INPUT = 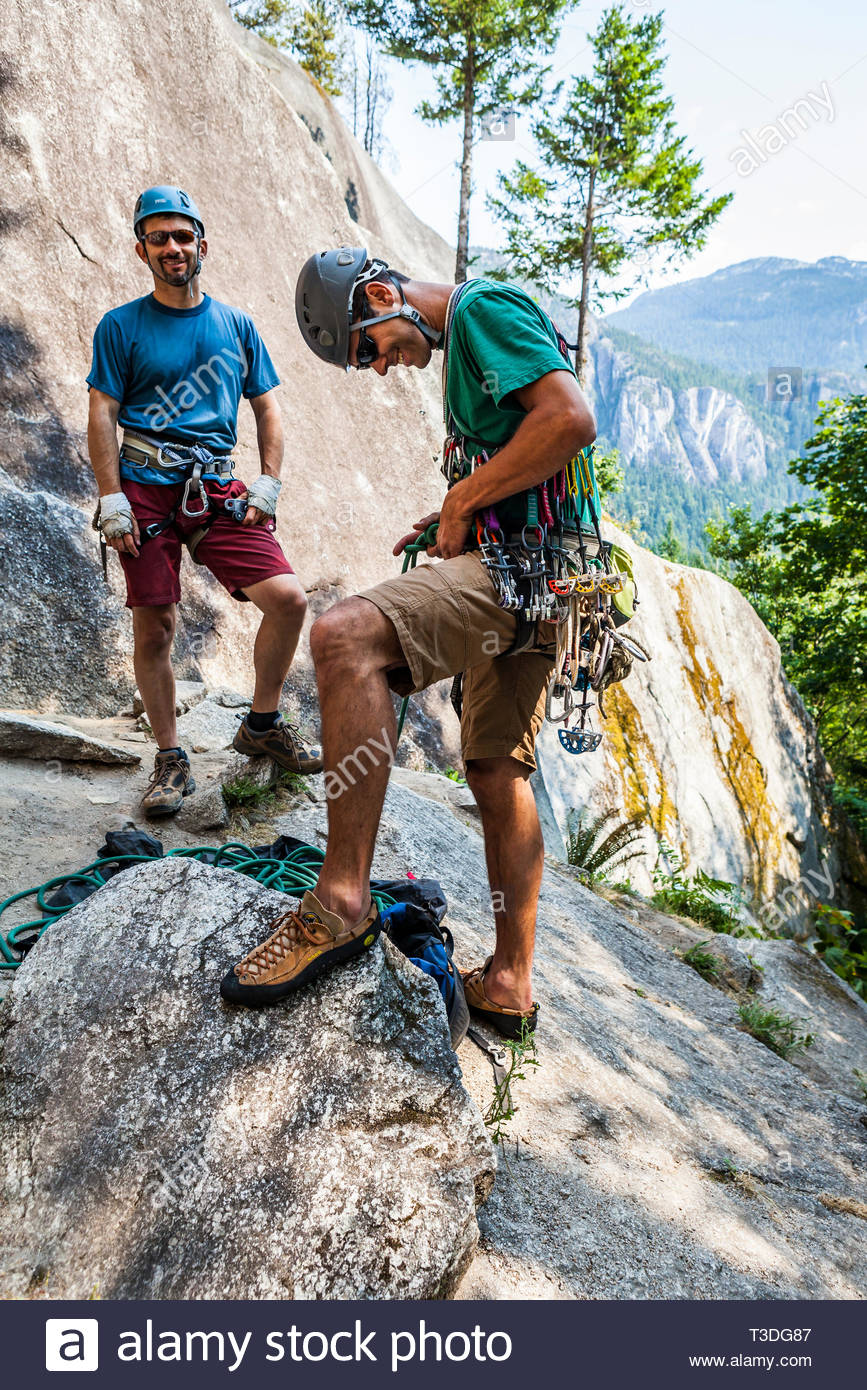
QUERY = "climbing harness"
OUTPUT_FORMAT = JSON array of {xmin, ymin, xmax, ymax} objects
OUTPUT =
[
  {"xmin": 93, "ymin": 431, "xmax": 241, "ymax": 578},
  {"xmin": 438, "ymin": 286, "xmax": 650, "ymax": 758}
]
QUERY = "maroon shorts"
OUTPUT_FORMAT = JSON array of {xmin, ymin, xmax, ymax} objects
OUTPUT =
[{"xmin": 118, "ymin": 478, "xmax": 294, "ymax": 608}]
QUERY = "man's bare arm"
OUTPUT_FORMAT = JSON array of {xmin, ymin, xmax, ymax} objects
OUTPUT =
[
  {"xmin": 435, "ymin": 370, "xmax": 596, "ymax": 558},
  {"xmin": 87, "ymin": 388, "xmax": 123, "ymax": 495},
  {"xmin": 250, "ymin": 388, "xmax": 284, "ymax": 478}
]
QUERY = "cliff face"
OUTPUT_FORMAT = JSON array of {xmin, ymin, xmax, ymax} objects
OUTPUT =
[
  {"xmin": 0, "ymin": 0, "xmax": 451, "ymax": 713},
  {"xmin": 0, "ymin": 0, "xmax": 853, "ymax": 915},
  {"xmin": 587, "ymin": 325, "xmax": 768, "ymax": 486},
  {"xmin": 537, "ymin": 523, "xmax": 842, "ymax": 928}
]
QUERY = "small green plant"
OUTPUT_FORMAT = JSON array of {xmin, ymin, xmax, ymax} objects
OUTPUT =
[
  {"xmin": 737, "ymin": 1001, "xmax": 815, "ymax": 1059},
  {"xmin": 853, "ymin": 1068, "xmax": 867, "ymax": 1102},
  {"xmin": 222, "ymin": 769, "xmax": 308, "ymax": 811},
  {"xmin": 444, "ymin": 768, "xmax": 467, "ymax": 786},
  {"xmin": 811, "ymin": 903, "xmax": 867, "ymax": 1000},
  {"xmin": 652, "ymin": 842, "xmax": 758, "ymax": 935},
  {"xmin": 483, "ymin": 1019, "xmax": 540, "ymax": 1151},
  {"xmin": 566, "ymin": 809, "xmax": 645, "ymax": 880},
  {"xmin": 681, "ymin": 940, "xmax": 720, "ymax": 983},
  {"xmin": 222, "ymin": 774, "xmax": 275, "ymax": 810}
]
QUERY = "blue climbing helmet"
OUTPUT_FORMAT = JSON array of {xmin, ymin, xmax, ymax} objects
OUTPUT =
[{"xmin": 133, "ymin": 186, "xmax": 205, "ymax": 239}]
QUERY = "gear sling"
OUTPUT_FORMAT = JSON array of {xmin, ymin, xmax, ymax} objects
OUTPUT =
[{"xmin": 439, "ymin": 284, "xmax": 648, "ymax": 756}]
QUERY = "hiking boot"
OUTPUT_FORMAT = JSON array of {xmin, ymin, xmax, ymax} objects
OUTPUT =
[
  {"xmin": 232, "ymin": 714, "xmax": 323, "ymax": 775},
  {"xmin": 220, "ymin": 890, "xmax": 381, "ymax": 1006},
  {"xmin": 461, "ymin": 956, "xmax": 539, "ymax": 1040},
  {"xmin": 141, "ymin": 748, "xmax": 195, "ymax": 817}
]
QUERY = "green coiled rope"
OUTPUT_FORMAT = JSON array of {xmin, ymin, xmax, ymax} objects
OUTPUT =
[{"xmin": 0, "ymin": 841, "xmax": 397, "ymax": 972}]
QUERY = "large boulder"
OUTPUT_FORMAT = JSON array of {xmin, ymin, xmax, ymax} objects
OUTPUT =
[{"xmin": 0, "ymin": 858, "xmax": 493, "ymax": 1299}]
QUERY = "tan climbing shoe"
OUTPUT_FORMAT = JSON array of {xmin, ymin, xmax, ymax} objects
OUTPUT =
[
  {"xmin": 220, "ymin": 890, "xmax": 381, "ymax": 1005},
  {"xmin": 461, "ymin": 956, "xmax": 539, "ymax": 1040},
  {"xmin": 141, "ymin": 748, "xmax": 195, "ymax": 817},
  {"xmin": 232, "ymin": 714, "xmax": 323, "ymax": 774}
]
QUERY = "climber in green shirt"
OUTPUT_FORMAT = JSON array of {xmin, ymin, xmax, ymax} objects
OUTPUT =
[{"xmin": 222, "ymin": 250, "xmax": 596, "ymax": 1040}]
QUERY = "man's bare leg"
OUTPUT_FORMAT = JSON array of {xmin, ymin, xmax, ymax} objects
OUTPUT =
[
  {"xmin": 132, "ymin": 604, "xmax": 178, "ymax": 749},
  {"xmin": 242, "ymin": 573, "xmax": 308, "ymax": 711},
  {"xmin": 464, "ymin": 757, "xmax": 543, "ymax": 1012},
  {"xmin": 308, "ymin": 597, "xmax": 407, "ymax": 924}
]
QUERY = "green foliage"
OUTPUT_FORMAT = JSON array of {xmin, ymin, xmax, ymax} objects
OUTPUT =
[
  {"xmin": 346, "ymin": 0, "xmax": 568, "ymax": 277},
  {"xmin": 651, "ymin": 844, "xmax": 758, "ymax": 936},
  {"xmin": 488, "ymin": 5, "xmax": 730, "ymax": 374},
  {"xmin": 737, "ymin": 1001, "xmax": 815, "ymax": 1059},
  {"xmin": 853, "ymin": 1068, "xmax": 867, "ymax": 1101},
  {"xmin": 222, "ymin": 769, "xmax": 308, "ymax": 811},
  {"xmin": 832, "ymin": 787, "xmax": 867, "ymax": 841},
  {"xmin": 707, "ymin": 388, "xmax": 867, "ymax": 808},
  {"xmin": 811, "ymin": 904, "xmax": 867, "ymax": 1000},
  {"xmin": 483, "ymin": 1018, "xmax": 540, "ymax": 1151},
  {"xmin": 229, "ymin": 0, "xmax": 345, "ymax": 92},
  {"xmin": 593, "ymin": 444, "xmax": 624, "ymax": 505},
  {"xmin": 294, "ymin": 1, "xmax": 345, "ymax": 93},
  {"xmin": 444, "ymin": 767, "xmax": 467, "ymax": 786},
  {"xmin": 680, "ymin": 940, "xmax": 720, "ymax": 984},
  {"xmin": 566, "ymin": 809, "xmax": 645, "ymax": 879}
]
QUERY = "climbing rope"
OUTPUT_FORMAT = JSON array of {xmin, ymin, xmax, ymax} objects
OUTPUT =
[{"xmin": 0, "ymin": 841, "xmax": 397, "ymax": 972}]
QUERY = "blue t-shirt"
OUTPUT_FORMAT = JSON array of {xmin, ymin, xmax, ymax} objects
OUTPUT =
[{"xmin": 87, "ymin": 293, "xmax": 280, "ymax": 484}]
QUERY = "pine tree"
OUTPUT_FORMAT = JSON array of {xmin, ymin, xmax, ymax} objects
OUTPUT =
[
  {"xmin": 294, "ymin": 1, "xmax": 344, "ymax": 95},
  {"xmin": 489, "ymin": 5, "xmax": 731, "ymax": 381},
  {"xmin": 346, "ymin": 0, "xmax": 568, "ymax": 281},
  {"xmin": 229, "ymin": 0, "xmax": 345, "ymax": 95}
]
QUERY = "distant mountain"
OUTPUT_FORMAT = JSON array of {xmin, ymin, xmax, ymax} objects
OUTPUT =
[{"xmin": 604, "ymin": 256, "xmax": 867, "ymax": 377}]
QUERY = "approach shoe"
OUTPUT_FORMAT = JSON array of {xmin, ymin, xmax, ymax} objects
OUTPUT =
[
  {"xmin": 141, "ymin": 748, "xmax": 195, "ymax": 817},
  {"xmin": 220, "ymin": 890, "xmax": 381, "ymax": 1006},
  {"xmin": 232, "ymin": 713, "xmax": 323, "ymax": 775},
  {"xmin": 461, "ymin": 956, "xmax": 539, "ymax": 1041}
]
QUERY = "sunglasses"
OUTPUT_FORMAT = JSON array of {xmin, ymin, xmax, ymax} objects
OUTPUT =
[
  {"xmin": 141, "ymin": 228, "xmax": 198, "ymax": 247},
  {"xmin": 354, "ymin": 325, "xmax": 379, "ymax": 369}
]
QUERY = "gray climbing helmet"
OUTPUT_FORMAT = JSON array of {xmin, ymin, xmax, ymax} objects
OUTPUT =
[
  {"xmin": 133, "ymin": 186, "xmax": 205, "ymax": 238},
  {"xmin": 296, "ymin": 247, "xmax": 442, "ymax": 371},
  {"xmin": 295, "ymin": 247, "xmax": 373, "ymax": 370}
]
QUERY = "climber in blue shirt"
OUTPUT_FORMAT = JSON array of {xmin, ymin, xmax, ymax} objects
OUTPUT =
[{"xmin": 87, "ymin": 186, "xmax": 323, "ymax": 816}]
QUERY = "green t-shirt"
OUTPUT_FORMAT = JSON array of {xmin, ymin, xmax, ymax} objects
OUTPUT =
[{"xmin": 444, "ymin": 279, "xmax": 595, "ymax": 531}]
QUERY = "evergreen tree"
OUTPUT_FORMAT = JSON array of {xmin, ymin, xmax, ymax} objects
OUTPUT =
[
  {"xmin": 229, "ymin": 0, "xmax": 345, "ymax": 94},
  {"xmin": 345, "ymin": 0, "xmax": 568, "ymax": 281},
  {"xmin": 295, "ymin": 1, "xmax": 345, "ymax": 94},
  {"xmin": 488, "ymin": 5, "xmax": 731, "ymax": 380},
  {"xmin": 707, "ymin": 389, "xmax": 867, "ymax": 810}
]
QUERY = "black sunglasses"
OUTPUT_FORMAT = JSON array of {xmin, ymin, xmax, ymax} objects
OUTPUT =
[
  {"xmin": 141, "ymin": 228, "xmax": 198, "ymax": 247},
  {"xmin": 354, "ymin": 324, "xmax": 379, "ymax": 369}
]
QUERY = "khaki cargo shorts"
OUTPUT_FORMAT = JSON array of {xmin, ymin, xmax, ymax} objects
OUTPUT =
[{"xmin": 360, "ymin": 550, "xmax": 555, "ymax": 770}]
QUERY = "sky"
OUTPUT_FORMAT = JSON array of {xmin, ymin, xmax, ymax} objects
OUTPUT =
[{"xmin": 360, "ymin": 0, "xmax": 867, "ymax": 306}]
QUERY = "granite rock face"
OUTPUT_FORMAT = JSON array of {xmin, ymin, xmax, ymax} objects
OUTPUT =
[
  {"xmin": 0, "ymin": 710, "xmax": 140, "ymax": 764},
  {"xmin": 536, "ymin": 522, "xmax": 847, "ymax": 929},
  {"xmin": 0, "ymin": 858, "xmax": 493, "ymax": 1299}
]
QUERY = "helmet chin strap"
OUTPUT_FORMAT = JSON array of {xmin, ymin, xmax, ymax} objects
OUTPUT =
[
  {"xmin": 142, "ymin": 235, "xmax": 202, "ymax": 298},
  {"xmin": 354, "ymin": 279, "xmax": 443, "ymax": 349}
]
